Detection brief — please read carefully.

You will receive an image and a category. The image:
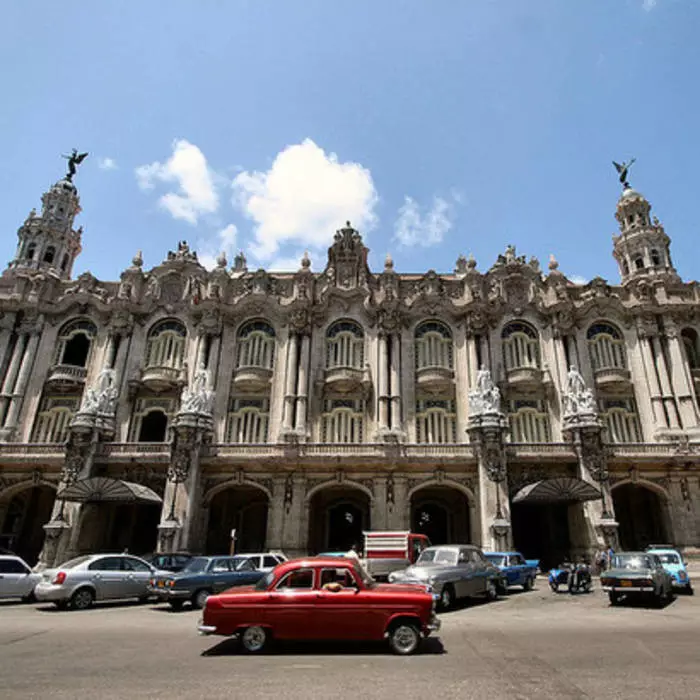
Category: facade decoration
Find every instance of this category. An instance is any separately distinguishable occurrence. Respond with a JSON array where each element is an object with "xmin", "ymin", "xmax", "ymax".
[{"xmin": 0, "ymin": 156, "xmax": 699, "ymax": 569}]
